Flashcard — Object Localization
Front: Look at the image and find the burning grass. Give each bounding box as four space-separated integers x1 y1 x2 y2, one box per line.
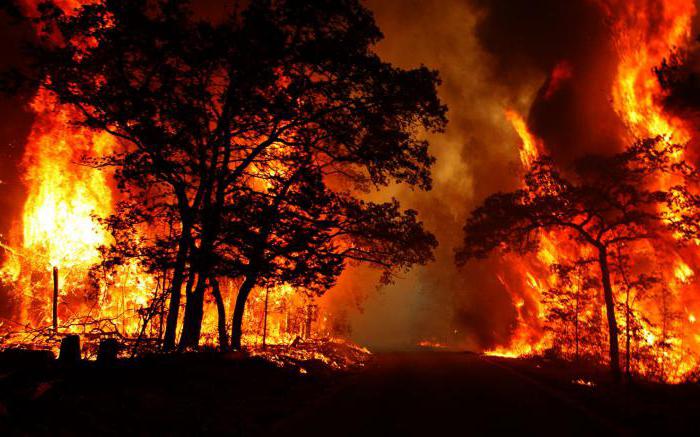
249 338 372 372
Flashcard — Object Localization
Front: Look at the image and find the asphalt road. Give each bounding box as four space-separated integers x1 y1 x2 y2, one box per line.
273 351 615 436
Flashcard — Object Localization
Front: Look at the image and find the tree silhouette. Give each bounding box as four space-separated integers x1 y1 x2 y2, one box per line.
28 0 446 350
456 138 678 379
206 147 437 350
543 260 598 361
611 246 660 381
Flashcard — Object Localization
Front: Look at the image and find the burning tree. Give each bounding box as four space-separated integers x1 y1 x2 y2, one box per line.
216 160 438 350
22 0 445 350
543 261 600 361
456 138 681 379
611 247 661 380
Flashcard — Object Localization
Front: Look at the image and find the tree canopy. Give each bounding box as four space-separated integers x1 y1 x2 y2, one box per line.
456 138 680 378
28 0 446 350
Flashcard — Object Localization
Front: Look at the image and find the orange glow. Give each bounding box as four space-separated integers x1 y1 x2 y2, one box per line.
544 61 574 100
490 0 700 383
505 109 540 168
22 89 113 270
417 340 448 349
0 0 335 356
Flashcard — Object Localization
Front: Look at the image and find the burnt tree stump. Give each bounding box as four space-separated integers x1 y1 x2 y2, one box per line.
58 335 81 365
52 266 59 332
97 338 120 364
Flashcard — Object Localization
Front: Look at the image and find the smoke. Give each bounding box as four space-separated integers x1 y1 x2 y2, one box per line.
0 8 34 238
337 0 539 350
337 0 643 350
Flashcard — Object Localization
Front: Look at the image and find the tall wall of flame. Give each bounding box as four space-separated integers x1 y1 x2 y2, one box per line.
0 0 115 328
21 89 113 270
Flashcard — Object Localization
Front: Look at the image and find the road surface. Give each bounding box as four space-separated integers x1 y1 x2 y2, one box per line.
5 350 658 435
272 351 614 435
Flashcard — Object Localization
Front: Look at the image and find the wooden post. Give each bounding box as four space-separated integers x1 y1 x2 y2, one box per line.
158 271 167 341
52 266 59 332
304 304 315 339
261 286 270 349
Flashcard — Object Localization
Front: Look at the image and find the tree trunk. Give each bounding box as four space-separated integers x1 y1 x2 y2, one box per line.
262 286 270 350
52 266 59 332
625 288 632 381
574 272 580 362
163 235 189 351
178 272 207 350
158 271 168 341
178 203 217 351
231 274 258 351
598 247 621 380
211 277 228 351
574 296 580 361
304 305 314 339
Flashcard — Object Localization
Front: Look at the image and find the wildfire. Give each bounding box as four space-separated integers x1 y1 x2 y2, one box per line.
4 0 700 383
604 0 698 382
605 0 695 144
22 89 114 270
0 0 157 345
490 0 700 383
0 0 336 355
504 109 541 168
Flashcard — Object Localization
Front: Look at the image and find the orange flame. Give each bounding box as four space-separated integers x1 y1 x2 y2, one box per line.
505 109 541 168
0 0 339 354
493 1 700 383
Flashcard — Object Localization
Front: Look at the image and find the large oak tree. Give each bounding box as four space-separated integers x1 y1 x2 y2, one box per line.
27 0 446 349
